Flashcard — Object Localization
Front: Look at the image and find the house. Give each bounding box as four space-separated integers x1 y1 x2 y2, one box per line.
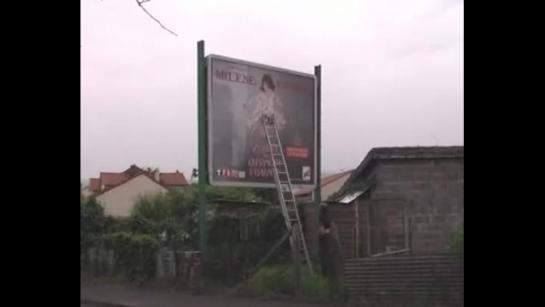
81 184 94 198
87 165 189 217
326 146 463 259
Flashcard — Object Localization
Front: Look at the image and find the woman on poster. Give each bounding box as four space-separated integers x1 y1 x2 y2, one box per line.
243 74 287 179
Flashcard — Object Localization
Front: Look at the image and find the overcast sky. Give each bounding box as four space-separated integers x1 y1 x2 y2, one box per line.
81 0 463 181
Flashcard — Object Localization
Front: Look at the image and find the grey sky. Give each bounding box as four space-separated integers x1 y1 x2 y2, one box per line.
81 0 463 181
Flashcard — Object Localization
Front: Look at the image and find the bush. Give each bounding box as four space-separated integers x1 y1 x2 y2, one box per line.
300 272 329 299
104 232 159 282
237 264 328 299
81 198 105 253
449 223 464 254
131 190 197 249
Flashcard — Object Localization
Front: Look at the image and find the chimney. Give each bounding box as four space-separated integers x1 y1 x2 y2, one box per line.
154 171 160 182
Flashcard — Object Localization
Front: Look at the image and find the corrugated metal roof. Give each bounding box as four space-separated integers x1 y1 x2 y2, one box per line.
329 181 373 203
336 146 463 200
338 190 365 204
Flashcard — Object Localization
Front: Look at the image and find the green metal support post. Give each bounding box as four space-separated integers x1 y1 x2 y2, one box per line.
197 40 207 257
314 65 321 264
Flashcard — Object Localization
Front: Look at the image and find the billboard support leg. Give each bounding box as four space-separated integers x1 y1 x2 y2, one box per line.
197 40 207 259
313 65 322 266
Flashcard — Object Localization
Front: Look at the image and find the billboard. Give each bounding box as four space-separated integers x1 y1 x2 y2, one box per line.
207 54 317 188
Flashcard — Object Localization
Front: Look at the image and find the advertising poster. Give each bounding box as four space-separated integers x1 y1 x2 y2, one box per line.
207 55 316 188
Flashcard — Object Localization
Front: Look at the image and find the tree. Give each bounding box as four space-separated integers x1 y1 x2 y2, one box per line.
144 166 160 174
81 197 106 253
129 186 283 281
99 0 179 36
131 189 199 276
135 0 178 36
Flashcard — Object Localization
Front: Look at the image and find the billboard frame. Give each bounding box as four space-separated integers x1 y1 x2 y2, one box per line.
206 54 318 189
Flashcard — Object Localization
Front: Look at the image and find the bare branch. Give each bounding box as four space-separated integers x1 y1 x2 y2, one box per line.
136 0 179 36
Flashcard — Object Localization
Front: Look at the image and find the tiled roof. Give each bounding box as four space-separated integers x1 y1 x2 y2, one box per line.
87 165 189 195
159 172 189 187
89 178 101 192
100 172 129 187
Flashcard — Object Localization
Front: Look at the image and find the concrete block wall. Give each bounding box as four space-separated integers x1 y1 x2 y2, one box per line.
370 158 463 253
356 198 407 256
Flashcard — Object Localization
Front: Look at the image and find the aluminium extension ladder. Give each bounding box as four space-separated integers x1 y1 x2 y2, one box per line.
262 114 313 274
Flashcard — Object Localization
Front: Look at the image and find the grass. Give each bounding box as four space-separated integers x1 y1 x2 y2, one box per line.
233 264 329 300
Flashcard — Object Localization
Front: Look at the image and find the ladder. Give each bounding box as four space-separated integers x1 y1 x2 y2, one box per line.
262 114 314 274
